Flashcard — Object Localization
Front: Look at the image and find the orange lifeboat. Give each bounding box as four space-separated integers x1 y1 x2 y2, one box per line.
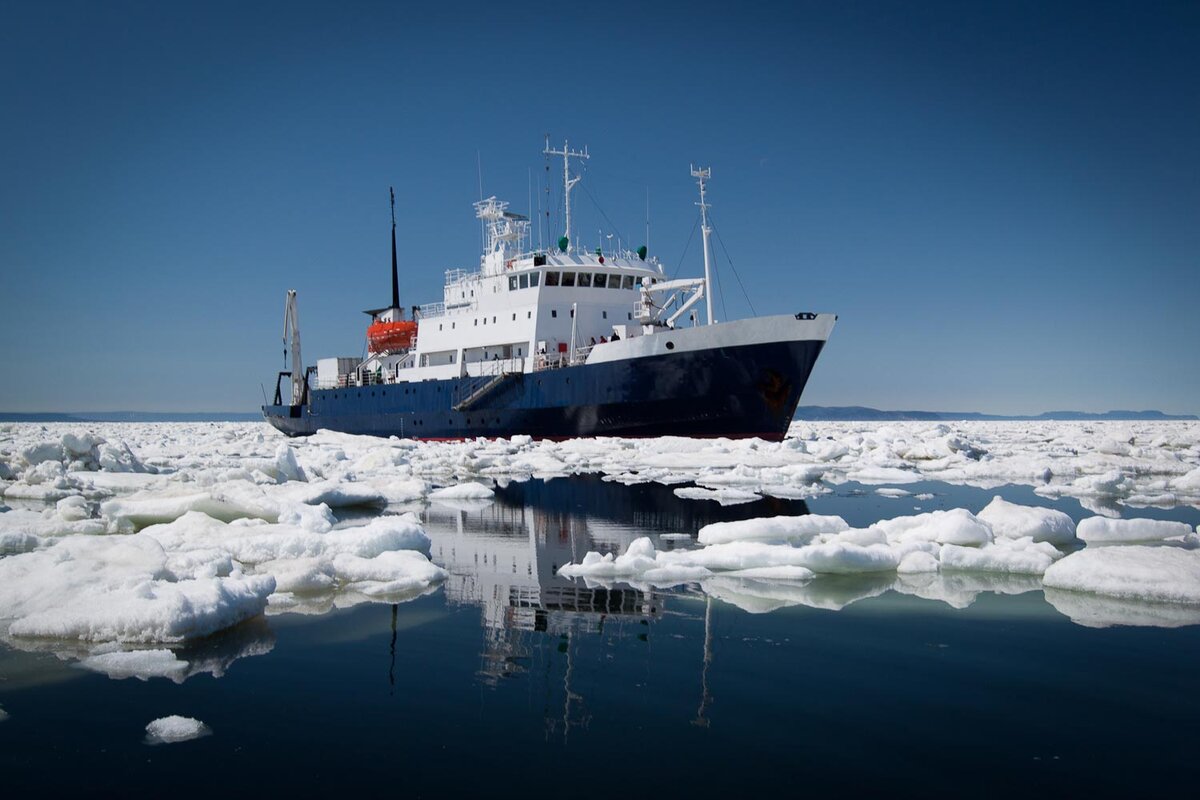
366 319 417 354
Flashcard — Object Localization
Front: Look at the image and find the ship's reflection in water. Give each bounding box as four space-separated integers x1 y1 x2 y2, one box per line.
417 476 811 733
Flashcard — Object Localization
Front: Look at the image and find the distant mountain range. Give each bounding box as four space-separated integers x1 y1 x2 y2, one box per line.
794 406 1198 421
0 407 1195 423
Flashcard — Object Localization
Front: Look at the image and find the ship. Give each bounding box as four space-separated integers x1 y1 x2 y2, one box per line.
263 140 836 441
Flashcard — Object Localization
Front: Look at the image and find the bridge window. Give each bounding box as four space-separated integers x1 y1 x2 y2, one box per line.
593 274 607 288
519 274 528 289
561 272 576 287
577 272 592 287
622 275 635 289
545 271 560 286
529 272 539 287
508 276 518 290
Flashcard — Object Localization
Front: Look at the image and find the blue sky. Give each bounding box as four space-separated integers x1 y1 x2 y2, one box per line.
1 0 1196 414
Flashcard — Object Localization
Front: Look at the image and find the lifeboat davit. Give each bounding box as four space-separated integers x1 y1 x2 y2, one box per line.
366 319 417 354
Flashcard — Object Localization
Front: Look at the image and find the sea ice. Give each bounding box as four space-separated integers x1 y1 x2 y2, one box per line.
976 496 1077 545
1042 546 1200 605
1075 516 1194 544
144 715 210 745
697 514 849 546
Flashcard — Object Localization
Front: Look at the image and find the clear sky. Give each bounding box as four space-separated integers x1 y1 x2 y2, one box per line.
1 0 1197 414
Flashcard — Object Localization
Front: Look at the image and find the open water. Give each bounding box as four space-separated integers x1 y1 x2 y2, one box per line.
2 476 1199 796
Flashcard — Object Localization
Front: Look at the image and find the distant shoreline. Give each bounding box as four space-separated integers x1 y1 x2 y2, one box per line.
1 407 1195 423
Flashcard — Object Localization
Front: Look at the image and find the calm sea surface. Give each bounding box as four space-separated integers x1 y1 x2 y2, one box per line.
2 476 1199 796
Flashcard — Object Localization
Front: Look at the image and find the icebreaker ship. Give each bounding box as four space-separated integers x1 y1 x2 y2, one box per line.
263 140 835 440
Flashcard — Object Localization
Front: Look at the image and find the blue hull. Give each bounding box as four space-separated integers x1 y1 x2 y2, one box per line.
263 338 825 441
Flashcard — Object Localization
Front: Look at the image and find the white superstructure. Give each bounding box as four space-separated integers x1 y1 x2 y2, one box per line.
339 142 735 388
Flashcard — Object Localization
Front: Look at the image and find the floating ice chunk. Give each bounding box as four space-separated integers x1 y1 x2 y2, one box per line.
697 514 849 546
559 537 658 579
277 480 386 508
672 486 760 505
940 538 1062 575
56 494 90 521
976 496 1077 545
0 530 42 555
331 550 449 596
101 491 277 528
0 533 276 643
1043 546 1200 604
80 649 190 681
793 542 899 574
268 443 307 482
429 482 495 499
145 715 210 745
276 502 335 533
1171 467 1200 492
19 441 64 467
875 487 911 498
874 508 994 546
897 551 940 573
96 440 149 473
1076 516 1194 544
721 565 816 581
847 466 922 485
259 557 336 593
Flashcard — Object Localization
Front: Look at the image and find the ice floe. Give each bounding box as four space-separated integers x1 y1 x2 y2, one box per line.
2 420 1200 644
1043 546 1200 605
1075 516 1195 544
144 715 210 745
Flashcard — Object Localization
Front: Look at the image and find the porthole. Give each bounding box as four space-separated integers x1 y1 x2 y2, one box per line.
666 341 675 350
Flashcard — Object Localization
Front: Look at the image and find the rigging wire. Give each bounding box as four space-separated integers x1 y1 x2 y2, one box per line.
712 243 730 324
671 213 702 281
709 213 758 317
577 182 626 249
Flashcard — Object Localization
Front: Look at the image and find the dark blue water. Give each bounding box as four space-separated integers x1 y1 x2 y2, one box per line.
2 476 1199 796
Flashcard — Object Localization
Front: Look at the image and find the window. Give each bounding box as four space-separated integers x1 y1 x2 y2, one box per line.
439 324 443 331
569 308 574 318
602 311 608 319
551 310 557 318
492 316 496 323
452 322 456 329
529 272 539 287
474 319 478 326
527 311 532 319
519 274 528 289
627 312 632 320
578 272 592 287
508 276 518 290
512 313 516 321
622 275 635 290
545 271 560 286
561 272 576 287
593 274 607 288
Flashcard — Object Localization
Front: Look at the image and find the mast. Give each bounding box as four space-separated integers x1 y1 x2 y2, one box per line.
691 165 715 325
543 137 589 252
283 289 303 404
390 186 400 310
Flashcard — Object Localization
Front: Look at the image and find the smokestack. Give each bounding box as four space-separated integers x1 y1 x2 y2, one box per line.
390 186 399 310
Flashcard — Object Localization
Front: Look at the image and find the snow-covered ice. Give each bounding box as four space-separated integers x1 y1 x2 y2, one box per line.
144 715 210 745
2 419 1199 645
